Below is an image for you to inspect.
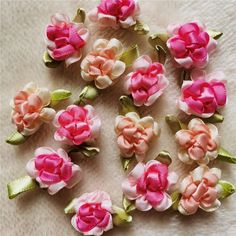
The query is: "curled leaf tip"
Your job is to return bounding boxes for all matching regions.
[218,180,235,200]
[207,30,223,40]
[204,112,224,124]
[133,20,150,35]
[43,51,61,68]
[119,96,137,115]
[64,199,77,214]
[120,44,139,67]
[123,196,136,213]
[73,8,86,23]
[6,131,27,145]
[155,150,172,166]
[155,45,167,64]
[50,89,72,106]
[75,85,99,105]
[217,147,236,164]
[69,145,100,158]
[112,205,133,226]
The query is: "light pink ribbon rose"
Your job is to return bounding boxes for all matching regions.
[167,21,217,69]
[53,105,101,146]
[178,165,222,215]
[71,191,113,236]
[88,0,140,29]
[122,160,178,211]
[45,13,89,67]
[175,118,219,165]
[26,147,82,195]
[179,70,227,118]
[124,55,169,106]
[10,82,56,136]
[115,112,159,160]
[81,38,126,89]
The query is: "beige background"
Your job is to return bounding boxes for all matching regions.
[1,0,236,235]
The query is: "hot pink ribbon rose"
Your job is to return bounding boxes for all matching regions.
[10,82,56,136]
[124,55,169,106]
[122,160,178,211]
[26,147,82,195]
[81,38,126,89]
[53,105,101,146]
[167,21,217,69]
[45,13,89,67]
[115,112,159,160]
[178,165,221,215]
[179,70,227,118]
[71,191,113,236]
[175,118,219,165]
[88,0,140,29]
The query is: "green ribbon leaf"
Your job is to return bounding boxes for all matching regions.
[123,196,136,213]
[148,33,169,49]
[7,175,38,199]
[203,112,224,124]
[75,85,99,105]
[69,145,100,158]
[207,30,223,40]
[155,150,172,166]
[43,51,61,68]
[64,199,77,214]
[112,205,132,226]
[120,44,139,67]
[217,147,236,164]
[178,70,190,87]
[218,180,236,200]
[171,191,181,211]
[155,45,167,64]
[165,115,186,134]
[50,89,72,106]
[6,131,28,145]
[119,95,138,115]
[73,8,86,23]
[133,20,150,35]
[121,157,134,171]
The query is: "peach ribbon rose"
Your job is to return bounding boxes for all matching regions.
[81,38,126,89]
[10,82,56,136]
[115,112,159,160]
[178,165,222,215]
[175,118,219,165]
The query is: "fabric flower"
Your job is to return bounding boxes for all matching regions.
[178,165,221,215]
[81,38,126,89]
[115,112,159,160]
[167,21,217,69]
[175,118,219,165]
[10,82,56,136]
[88,0,140,29]
[124,55,169,106]
[45,13,89,67]
[53,105,101,146]
[26,147,82,195]
[122,160,178,211]
[179,70,227,118]
[71,191,113,236]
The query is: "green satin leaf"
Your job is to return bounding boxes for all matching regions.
[73,8,86,23]
[50,89,72,106]
[203,112,224,124]
[112,205,132,226]
[179,70,190,87]
[133,20,149,35]
[7,175,38,199]
[155,45,167,64]
[43,51,61,68]
[165,115,185,134]
[75,85,99,105]
[69,145,100,158]
[121,157,134,171]
[218,180,235,200]
[119,95,138,115]
[64,199,77,214]
[123,196,136,213]
[171,191,181,210]
[6,131,28,145]
[207,30,223,40]
[148,33,169,50]
[217,147,236,164]
[155,150,172,166]
[120,44,139,67]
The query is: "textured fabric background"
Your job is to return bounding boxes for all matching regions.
[1,0,236,235]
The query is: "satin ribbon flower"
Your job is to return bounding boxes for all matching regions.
[122,160,178,211]
[45,13,89,67]
[124,55,169,106]
[88,0,140,29]
[26,147,82,195]
[115,112,159,160]
[175,118,219,165]
[167,21,217,69]
[178,165,222,215]
[53,105,101,146]
[81,38,126,89]
[70,191,113,236]
[10,82,56,136]
[179,70,227,118]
